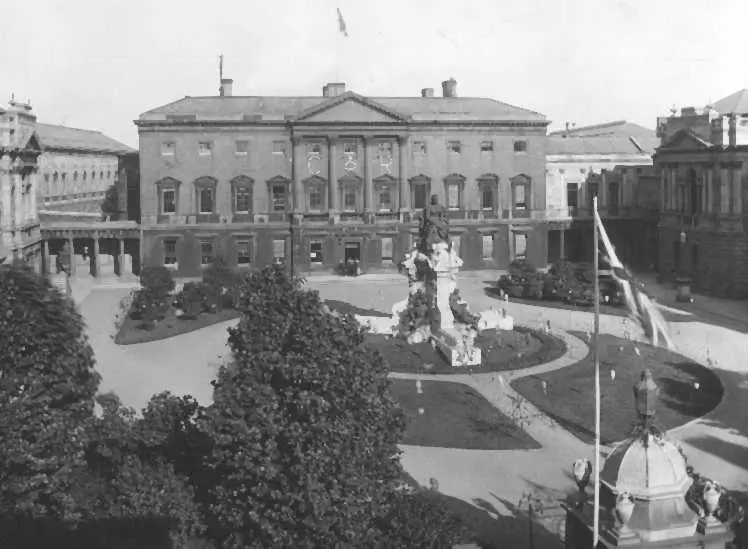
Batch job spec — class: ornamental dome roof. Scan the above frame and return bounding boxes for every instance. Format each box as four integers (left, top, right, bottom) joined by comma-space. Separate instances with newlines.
600, 432, 691, 500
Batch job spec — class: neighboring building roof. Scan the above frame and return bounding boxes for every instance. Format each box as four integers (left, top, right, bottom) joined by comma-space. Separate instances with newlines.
36, 123, 135, 155
547, 135, 657, 155
138, 93, 547, 123
549, 120, 656, 140
712, 89, 748, 115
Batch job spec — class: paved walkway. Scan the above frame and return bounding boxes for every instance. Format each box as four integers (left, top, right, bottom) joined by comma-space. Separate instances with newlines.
72, 271, 748, 528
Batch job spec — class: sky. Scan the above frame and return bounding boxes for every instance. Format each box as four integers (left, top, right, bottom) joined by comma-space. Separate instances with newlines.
4, 0, 748, 149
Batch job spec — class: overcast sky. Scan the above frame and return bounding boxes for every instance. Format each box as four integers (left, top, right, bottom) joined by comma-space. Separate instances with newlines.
4, 0, 748, 148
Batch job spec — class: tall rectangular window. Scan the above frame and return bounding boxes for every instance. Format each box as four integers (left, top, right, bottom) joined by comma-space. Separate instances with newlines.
161, 142, 175, 156
235, 140, 249, 155
481, 235, 494, 260
200, 240, 213, 266
447, 141, 462, 154
480, 141, 494, 152
514, 185, 527, 209
381, 237, 393, 262
513, 140, 527, 153
378, 188, 392, 211
513, 233, 527, 259
236, 240, 251, 265
344, 187, 357, 211
447, 183, 460, 209
272, 184, 287, 212
567, 183, 578, 208
199, 188, 214, 213
310, 241, 323, 264
273, 239, 286, 262
235, 188, 251, 213
413, 184, 428, 209
481, 187, 494, 210
162, 189, 176, 214
164, 239, 178, 267
198, 142, 213, 156
309, 187, 323, 211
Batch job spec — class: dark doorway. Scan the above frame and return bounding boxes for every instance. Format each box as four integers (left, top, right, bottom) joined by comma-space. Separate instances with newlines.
673, 240, 681, 276
547, 230, 561, 264
344, 241, 361, 263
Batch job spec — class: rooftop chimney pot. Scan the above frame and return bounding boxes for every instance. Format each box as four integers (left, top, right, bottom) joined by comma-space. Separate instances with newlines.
421, 88, 434, 98
441, 78, 457, 98
220, 78, 233, 97
323, 83, 346, 98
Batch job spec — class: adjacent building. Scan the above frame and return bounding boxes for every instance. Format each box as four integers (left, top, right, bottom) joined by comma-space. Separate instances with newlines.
0, 99, 43, 269
35, 123, 135, 218
136, 78, 563, 276
655, 90, 748, 298
546, 121, 659, 266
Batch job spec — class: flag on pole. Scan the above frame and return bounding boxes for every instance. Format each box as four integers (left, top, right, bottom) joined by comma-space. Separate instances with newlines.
337, 8, 349, 37
593, 207, 675, 350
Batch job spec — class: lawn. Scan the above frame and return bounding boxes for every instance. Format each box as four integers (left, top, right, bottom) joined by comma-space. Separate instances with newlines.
367, 327, 567, 374
390, 378, 540, 451
511, 331, 724, 445
484, 286, 627, 317
114, 307, 240, 345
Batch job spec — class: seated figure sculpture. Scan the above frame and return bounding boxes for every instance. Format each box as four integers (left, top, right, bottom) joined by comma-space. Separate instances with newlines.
419, 194, 449, 255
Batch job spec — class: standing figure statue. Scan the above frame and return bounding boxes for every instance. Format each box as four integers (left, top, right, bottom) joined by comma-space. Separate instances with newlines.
419, 194, 450, 255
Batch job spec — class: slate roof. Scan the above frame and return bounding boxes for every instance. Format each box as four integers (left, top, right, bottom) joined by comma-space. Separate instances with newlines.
36, 123, 135, 155
138, 93, 547, 123
712, 89, 748, 115
547, 135, 657, 155
550, 120, 656, 140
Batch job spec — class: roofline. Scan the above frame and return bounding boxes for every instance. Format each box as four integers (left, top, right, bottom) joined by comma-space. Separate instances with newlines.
134, 119, 550, 129
549, 120, 629, 135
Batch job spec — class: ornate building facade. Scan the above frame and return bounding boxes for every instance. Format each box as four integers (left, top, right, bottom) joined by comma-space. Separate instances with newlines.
0, 99, 43, 269
655, 90, 748, 298
136, 79, 562, 276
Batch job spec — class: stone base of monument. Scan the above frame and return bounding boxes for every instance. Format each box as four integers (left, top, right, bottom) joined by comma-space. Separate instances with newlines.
432, 327, 482, 368
478, 308, 514, 331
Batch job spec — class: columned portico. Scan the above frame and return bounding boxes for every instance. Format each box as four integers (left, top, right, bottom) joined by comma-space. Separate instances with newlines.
91, 231, 99, 277
398, 134, 409, 211
328, 136, 339, 214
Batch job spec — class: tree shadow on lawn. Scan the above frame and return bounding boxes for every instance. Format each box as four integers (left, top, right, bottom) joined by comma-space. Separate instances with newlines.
323, 299, 391, 318
511, 332, 724, 445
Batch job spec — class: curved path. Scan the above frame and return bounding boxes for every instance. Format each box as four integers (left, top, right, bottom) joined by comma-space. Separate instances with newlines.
75, 275, 748, 520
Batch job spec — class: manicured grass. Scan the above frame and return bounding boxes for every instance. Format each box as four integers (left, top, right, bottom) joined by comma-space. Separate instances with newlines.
390, 379, 540, 451
367, 326, 567, 374
324, 299, 391, 317
114, 307, 240, 345
511, 331, 724, 445
484, 286, 627, 317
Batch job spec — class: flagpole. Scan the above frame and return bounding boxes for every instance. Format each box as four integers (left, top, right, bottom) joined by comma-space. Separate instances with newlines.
592, 196, 601, 547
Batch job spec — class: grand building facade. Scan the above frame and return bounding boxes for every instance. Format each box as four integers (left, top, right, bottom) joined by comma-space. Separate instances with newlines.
136, 79, 566, 276
655, 90, 748, 298
0, 99, 43, 269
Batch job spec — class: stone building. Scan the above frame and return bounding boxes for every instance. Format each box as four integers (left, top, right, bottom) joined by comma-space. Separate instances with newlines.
36, 123, 135, 217
0, 99, 43, 269
136, 78, 563, 277
546, 121, 659, 266
655, 90, 748, 298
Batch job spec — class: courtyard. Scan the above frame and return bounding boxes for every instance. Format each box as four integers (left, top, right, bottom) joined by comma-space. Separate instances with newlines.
73, 270, 748, 541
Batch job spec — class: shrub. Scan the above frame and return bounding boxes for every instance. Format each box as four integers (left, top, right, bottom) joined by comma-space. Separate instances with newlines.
0, 261, 101, 518
335, 259, 360, 277
199, 265, 406, 548
203, 257, 240, 309
140, 266, 175, 298
398, 289, 435, 337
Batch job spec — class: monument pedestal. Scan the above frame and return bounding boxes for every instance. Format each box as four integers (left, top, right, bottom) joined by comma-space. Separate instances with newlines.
432, 328, 482, 367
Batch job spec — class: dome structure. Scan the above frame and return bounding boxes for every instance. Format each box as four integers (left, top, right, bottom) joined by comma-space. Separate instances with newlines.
600, 433, 691, 499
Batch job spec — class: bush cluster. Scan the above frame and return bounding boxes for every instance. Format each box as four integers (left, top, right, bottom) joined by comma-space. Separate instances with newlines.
497, 259, 624, 308
129, 266, 176, 329
335, 259, 361, 277
0, 263, 474, 547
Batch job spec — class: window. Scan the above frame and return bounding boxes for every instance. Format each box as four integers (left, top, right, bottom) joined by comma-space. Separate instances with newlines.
344, 187, 357, 211
447, 141, 462, 154
413, 183, 428, 209
567, 183, 578, 208
161, 142, 175, 156
82, 171, 87, 181
272, 141, 287, 155
310, 241, 323, 264
559, 169, 566, 175
235, 140, 249, 155
414, 141, 427, 154
162, 189, 176, 214
378, 188, 392, 211
199, 187, 214, 213
236, 240, 251, 265
199, 240, 213, 266
308, 186, 323, 212
513, 233, 528, 259
381, 237, 393, 261
514, 140, 527, 153
481, 235, 494, 260
164, 239, 178, 267
343, 142, 357, 154
481, 186, 493, 210
198, 142, 213, 156
92, 171, 96, 180
73, 171, 78, 182
447, 183, 460, 209
44, 173, 50, 184
107, 170, 111, 178
307, 143, 322, 154
99, 171, 104, 179
273, 239, 286, 262
272, 184, 287, 212
235, 187, 251, 213
61, 173, 67, 184
514, 184, 526, 209
480, 141, 494, 152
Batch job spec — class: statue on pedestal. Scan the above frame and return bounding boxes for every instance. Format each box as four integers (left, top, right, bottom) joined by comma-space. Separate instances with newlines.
419, 194, 449, 255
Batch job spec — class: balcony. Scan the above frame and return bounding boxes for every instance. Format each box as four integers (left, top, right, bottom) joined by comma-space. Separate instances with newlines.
340, 211, 366, 223
303, 212, 330, 224
373, 211, 399, 223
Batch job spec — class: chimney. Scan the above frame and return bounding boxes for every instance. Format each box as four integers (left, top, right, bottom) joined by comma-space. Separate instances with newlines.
220, 78, 233, 97
421, 88, 434, 98
441, 78, 457, 98
323, 83, 346, 98
681, 106, 696, 117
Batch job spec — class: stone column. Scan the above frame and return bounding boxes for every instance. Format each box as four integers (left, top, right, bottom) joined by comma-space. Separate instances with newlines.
291, 137, 303, 213
328, 137, 339, 214
560, 229, 566, 260
363, 137, 373, 214
41, 239, 49, 275
13, 173, 23, 228
91, 232, 99, 277
30, 173, 37, 223
118, 237, 125, 276
399, 135, 409, 211
68, 233, 76, 276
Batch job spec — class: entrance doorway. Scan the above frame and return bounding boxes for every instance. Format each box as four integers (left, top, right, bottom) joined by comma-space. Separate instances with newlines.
547, 230, 561, 264
344, 241, 361, 263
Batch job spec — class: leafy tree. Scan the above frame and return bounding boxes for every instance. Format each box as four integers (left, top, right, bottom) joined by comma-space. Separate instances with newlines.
101, 184, 120, 220
130, 266, 175, 326
0, 261, 101, 518
199, 265, 406, 548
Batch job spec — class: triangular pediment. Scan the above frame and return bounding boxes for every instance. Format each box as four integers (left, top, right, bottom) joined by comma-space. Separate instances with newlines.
293, 92, 409, 123
340, 172, 363, 184
267, 175, 290, 185
24, 133, 42, 153
302, 174, 327, 185
661, 129, 712, 151
372, 173, 396, 184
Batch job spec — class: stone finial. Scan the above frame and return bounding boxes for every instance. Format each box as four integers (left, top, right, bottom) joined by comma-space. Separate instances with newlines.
634, 369, 660, 426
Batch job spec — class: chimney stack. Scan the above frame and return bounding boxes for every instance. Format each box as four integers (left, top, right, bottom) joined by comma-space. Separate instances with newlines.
220, 78, 233, 97
323, 83, 346, 98
441, 78, 457, 98
421, 88, 434, 98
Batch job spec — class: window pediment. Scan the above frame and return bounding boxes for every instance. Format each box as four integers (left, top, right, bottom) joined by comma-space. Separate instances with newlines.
267, 175, 291, 187
303, 174, 327, 186
408, 174, 431, 184
510, 174, 531, 185
444, 173, 466, 185
477, 173, 499, 183
340, 173, 363, 186
156, 177, 181, 189
194, 176, 217, 189
231, 175, 254, 189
